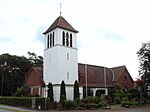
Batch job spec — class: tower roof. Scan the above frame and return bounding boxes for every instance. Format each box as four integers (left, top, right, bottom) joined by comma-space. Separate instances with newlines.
43, 16, 78, 34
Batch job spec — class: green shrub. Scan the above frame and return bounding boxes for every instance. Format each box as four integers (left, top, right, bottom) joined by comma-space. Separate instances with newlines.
60, 81, 66, 102
84, 103, 95, 109
80, 96, 109, 109
64, 100, 77, 110
98, 101, 108, 108
122, 97, 129, 102
48, 82, 54, 102
121, 101, 132, 107
75, 98, 81, 105
114, 97, 121, 104
81, 96, 102, 104
74, 80, 79, 100
121, 97, 139, 107
0, 97, 50, 110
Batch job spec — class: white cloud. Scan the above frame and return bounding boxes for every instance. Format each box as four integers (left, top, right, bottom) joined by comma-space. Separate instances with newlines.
1, 0, 150, 80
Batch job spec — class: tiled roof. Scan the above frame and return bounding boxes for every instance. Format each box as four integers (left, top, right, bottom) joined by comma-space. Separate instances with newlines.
78, 63, 116, 88
25, 67, 45, 86
111, 65, 134, 82
78, 64, 133, 88
26, 64, 133, 88
43, 16, 78, 34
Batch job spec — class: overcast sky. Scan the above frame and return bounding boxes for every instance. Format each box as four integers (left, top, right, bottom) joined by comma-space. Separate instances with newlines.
0, 0, 150, 80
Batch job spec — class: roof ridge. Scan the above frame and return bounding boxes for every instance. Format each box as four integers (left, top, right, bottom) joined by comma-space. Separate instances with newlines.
43, 16, 78, 34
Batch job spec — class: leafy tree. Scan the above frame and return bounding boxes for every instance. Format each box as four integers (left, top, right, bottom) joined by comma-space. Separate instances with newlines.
48, 82, 54, 102
74, 80, 79, 100
27, 51, 43, 67
137, 41, 150, 97
0, 53, 32, 96
60, 80, 66, 102
13, 85, 30, 97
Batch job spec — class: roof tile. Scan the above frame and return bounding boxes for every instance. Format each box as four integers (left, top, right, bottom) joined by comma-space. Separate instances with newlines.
43, 16, 78, 34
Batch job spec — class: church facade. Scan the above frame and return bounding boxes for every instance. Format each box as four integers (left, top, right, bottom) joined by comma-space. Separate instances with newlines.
43, 16, 82, 101
25, 15, 134, 102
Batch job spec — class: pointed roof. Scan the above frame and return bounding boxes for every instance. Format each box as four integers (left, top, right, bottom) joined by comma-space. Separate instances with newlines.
25, 67, 45, 86
111, 65, 126, 81
111, 65, 134, 82
78, 63, 115, 88
43, 16, 78, 34
78, 64, 134, 88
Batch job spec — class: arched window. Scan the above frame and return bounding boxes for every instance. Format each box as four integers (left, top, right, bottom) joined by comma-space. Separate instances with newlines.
66, 32, 69, 46
50, 33, 52, 47
47, 34, 50, 48
53, 32, 54, 46
62, 31, 65, 45
70, 33, 72, 47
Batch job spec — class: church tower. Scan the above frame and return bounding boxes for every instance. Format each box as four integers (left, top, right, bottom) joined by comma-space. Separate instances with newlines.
43, 16, 78, 101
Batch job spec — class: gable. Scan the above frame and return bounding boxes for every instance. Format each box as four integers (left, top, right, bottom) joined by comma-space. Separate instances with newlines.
25, 67, 45, 87
43, 16, 78, 34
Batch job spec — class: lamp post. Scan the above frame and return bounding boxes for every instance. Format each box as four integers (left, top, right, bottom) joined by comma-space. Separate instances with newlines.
103, 66, 115, 95
1, 62, 8, 96
85, 62, 88, 97
104, 66, 107, 95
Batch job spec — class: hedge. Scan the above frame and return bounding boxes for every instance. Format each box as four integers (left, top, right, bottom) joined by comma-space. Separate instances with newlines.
0, 97, 50, 110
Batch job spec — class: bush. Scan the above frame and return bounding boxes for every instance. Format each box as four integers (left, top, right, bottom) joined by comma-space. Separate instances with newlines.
75, 98, 81, 105
121, 97, 139, 107
114, 97, 121, 104
98, 101, 108, 108
102, 95, 112, 104
122, 97, 129, 102
80, 96, 108, 109
50, 101, 58, 109
0, 97, 50, 110
64, 100, 77, 110
121, 101, 132, 107
81, 96, 102, 104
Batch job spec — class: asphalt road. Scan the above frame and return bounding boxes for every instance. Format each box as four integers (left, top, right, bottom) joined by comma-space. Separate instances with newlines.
0, 105, 150, 112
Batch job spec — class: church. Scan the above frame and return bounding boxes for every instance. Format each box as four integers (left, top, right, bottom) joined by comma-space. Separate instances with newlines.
25, 15, 134, 101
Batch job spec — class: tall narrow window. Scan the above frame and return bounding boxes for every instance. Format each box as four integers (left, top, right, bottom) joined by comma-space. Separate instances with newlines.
67, 53, 69, 60
66, 32, 69, 46
67, 72, 69, 79
47, 35, 50, 48
53, 32, 54, 46
70, 34, 72, 47
62, 31, 65, 45
50, 33, 52, 47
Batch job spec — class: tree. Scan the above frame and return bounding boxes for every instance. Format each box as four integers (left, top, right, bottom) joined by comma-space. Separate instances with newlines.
27, 51, 43, 67
0, 53, 32, 96
48, 82, 54, 102
74, 80, 79, 100
137, 41, 150, 97
60, 80, 66, 102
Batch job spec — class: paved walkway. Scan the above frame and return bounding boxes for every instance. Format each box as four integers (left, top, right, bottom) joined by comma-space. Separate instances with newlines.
0, 104, 36, 112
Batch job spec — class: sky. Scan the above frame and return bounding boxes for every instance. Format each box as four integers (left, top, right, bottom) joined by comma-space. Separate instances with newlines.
0, 0, 150, 80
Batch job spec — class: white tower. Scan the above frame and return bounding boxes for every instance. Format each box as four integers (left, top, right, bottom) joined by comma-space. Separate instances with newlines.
43, 16, 78, 101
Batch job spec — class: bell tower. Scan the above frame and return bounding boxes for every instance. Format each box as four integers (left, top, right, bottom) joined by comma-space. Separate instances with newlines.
43, 15, 78, 98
